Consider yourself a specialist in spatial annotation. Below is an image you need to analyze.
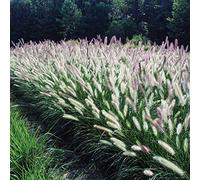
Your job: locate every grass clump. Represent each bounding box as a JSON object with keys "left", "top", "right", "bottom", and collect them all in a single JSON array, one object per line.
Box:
[
  {"left": 10, "top": 105, "right": 61, "bottom": 180},
  {"left": 11, "top": 37, "right": 190, "bottom": 179}
]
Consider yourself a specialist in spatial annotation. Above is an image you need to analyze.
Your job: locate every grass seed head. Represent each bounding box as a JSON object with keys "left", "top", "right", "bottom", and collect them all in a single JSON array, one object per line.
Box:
[
  {"left": 106, "top": 121, "right": 121, "bottom": 130},
  {"left": 176, "top": 123, "right": 183, "bottom": 135},
  {"left": 158, "top": 140, "right": 175, "bottom": 155},
  {"left": 143, "top": 169, "right": 154, "bottom": 176},
  {"left": 153, "top": 156, "right": 185, "bottom": 176},
  {"left": 110, "top": 137, "right": 126, "bottom": 151},
  {"left": 68, "top": 97, "right": 84, "bottom": 110},
  {"left": 100, "top": 140, "right": 113, "bottom": 146},
  {"left": 123, "top": 151, "right": 137, "bottom": 157},
  {"left": 132, "top": 116, "right": 142, "bottom": 131},
  {"left": 183, "top": 138, "right": 189, "bottom": 153},
  {"left": 102, "top": 110, "right": 120, "bottom": 125},
  {"left": 63, "top": 114, "right": 79, "bottom": 121},
  {"left": 94, "top": 125, "right": 113, "bottom": 134},
  {"left": 131, "top": 145, "right": 142, "bottom": 151}
]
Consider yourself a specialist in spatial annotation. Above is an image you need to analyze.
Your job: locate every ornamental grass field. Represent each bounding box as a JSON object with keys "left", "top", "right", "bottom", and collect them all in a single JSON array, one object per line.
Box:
[{"left": 11, "top": 37, "right": 190, "bottom": 179}]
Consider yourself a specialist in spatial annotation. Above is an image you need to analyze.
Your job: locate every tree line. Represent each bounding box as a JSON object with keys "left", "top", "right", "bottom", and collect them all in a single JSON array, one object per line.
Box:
[{"left": 11, "top": 0, "right": 190, "bottom": 46}]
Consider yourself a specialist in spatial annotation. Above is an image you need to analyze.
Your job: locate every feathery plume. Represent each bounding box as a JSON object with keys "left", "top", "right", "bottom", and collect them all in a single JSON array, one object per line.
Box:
[
  {"left": 143, "top": 169, "right": 154, "bottom": 176},
  {"left": 176, "top": 123, "right": 183, "bottom": 135},
  {"left": 63, "top": 114, "right": 79, "bottom": 121},
  {"left": 132, "top": 116, "right": 142, "bottom": 131},
  {"left": 158, "top": 140, "right": 175, "bottom": 155},
  {"left": 100, "top": 140, "right": 113, "bottom": 146},
  {"left": 123, "top": 151, "right": 137, "bottom": 157},
  {"left": 183, "top": 138, "right": 189, "bottom": 153},
  {"left": 94, "top": 125, "right": 113, "bottom": 134},
  {"left": 153, "top": 156, "right": 185, "bottom": 176},
  {"left": 131, "top": 145, "right": 142, "bottom": 151},
  {"left": 110, "top": 137, "right": 126, "bottom": 151},
  {"left": 68, "top": 97, "right": 84, "bottom": 110}
]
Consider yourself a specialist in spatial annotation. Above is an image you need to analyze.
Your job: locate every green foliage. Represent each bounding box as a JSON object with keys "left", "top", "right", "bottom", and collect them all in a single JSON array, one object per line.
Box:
[
  {"left": 168, "top": 0, "right": 190, "bottom": 45},
  {"left": 130, "top": 34, "right": 149, "bottom": 46},
  {"left": 10, "top": 0, "right": 190, "bottom": 46},
  {"left": 107, "top": 20, "right": 126, "bottom": 38},
  {"left": 112, "top": 0, "right": 128, "bottom": 15},
  {"left": 10, "top": 105, "right": 61, "bottom": 180},
  {"left": 60, "top": 0, "right": 82, "bottom": 38},
  {"left": 76, "top": 0, "right": 112, "bottom": 39}
]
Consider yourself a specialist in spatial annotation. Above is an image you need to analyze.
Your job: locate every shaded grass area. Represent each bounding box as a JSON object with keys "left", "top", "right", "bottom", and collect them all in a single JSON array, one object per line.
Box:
[
  {"left": 10, "top": 105, "right": 62, "bottom": 180},
  {"left": 10, "top": 102, "right": 105, "bottom": 180}
]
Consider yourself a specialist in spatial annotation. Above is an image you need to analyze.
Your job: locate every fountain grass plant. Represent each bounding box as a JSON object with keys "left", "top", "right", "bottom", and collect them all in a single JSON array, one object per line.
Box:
[{"left": 11, "top": 37, "right": 190, "bottom": 179}]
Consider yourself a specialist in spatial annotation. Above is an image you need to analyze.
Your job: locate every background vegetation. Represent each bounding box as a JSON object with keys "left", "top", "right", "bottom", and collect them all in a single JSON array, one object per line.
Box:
[{"left": 10, "top": 0, "right": 190, "bottom": 46}]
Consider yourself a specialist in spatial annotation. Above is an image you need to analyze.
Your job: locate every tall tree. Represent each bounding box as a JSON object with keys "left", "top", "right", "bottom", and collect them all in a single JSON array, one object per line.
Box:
[
  {"left": 35, "top": 0, "right": 64, "bottom": 41},
  {"left": 126, "top": 0, "right": 144, "bottom": 31},
  {"left": 168, "top": 0, "right": 190, "bottom": 45},
  {"left": 107, "top": 0, "right": 139, "bottom": 40},
  {"left": 10, "top": 0, "right": 189, "bottom": 46},
  {"left": 76, "top": 0, "right": 112, "bottom": 39},
  {"left": 10, "top": 0, "right": 34, "bottom": 42},
  {"left": 143, "top": 0, "right": 173, "bottom": 43},
  {"left": 60, "top": 0, "right": 82, "bottom": 39}
]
